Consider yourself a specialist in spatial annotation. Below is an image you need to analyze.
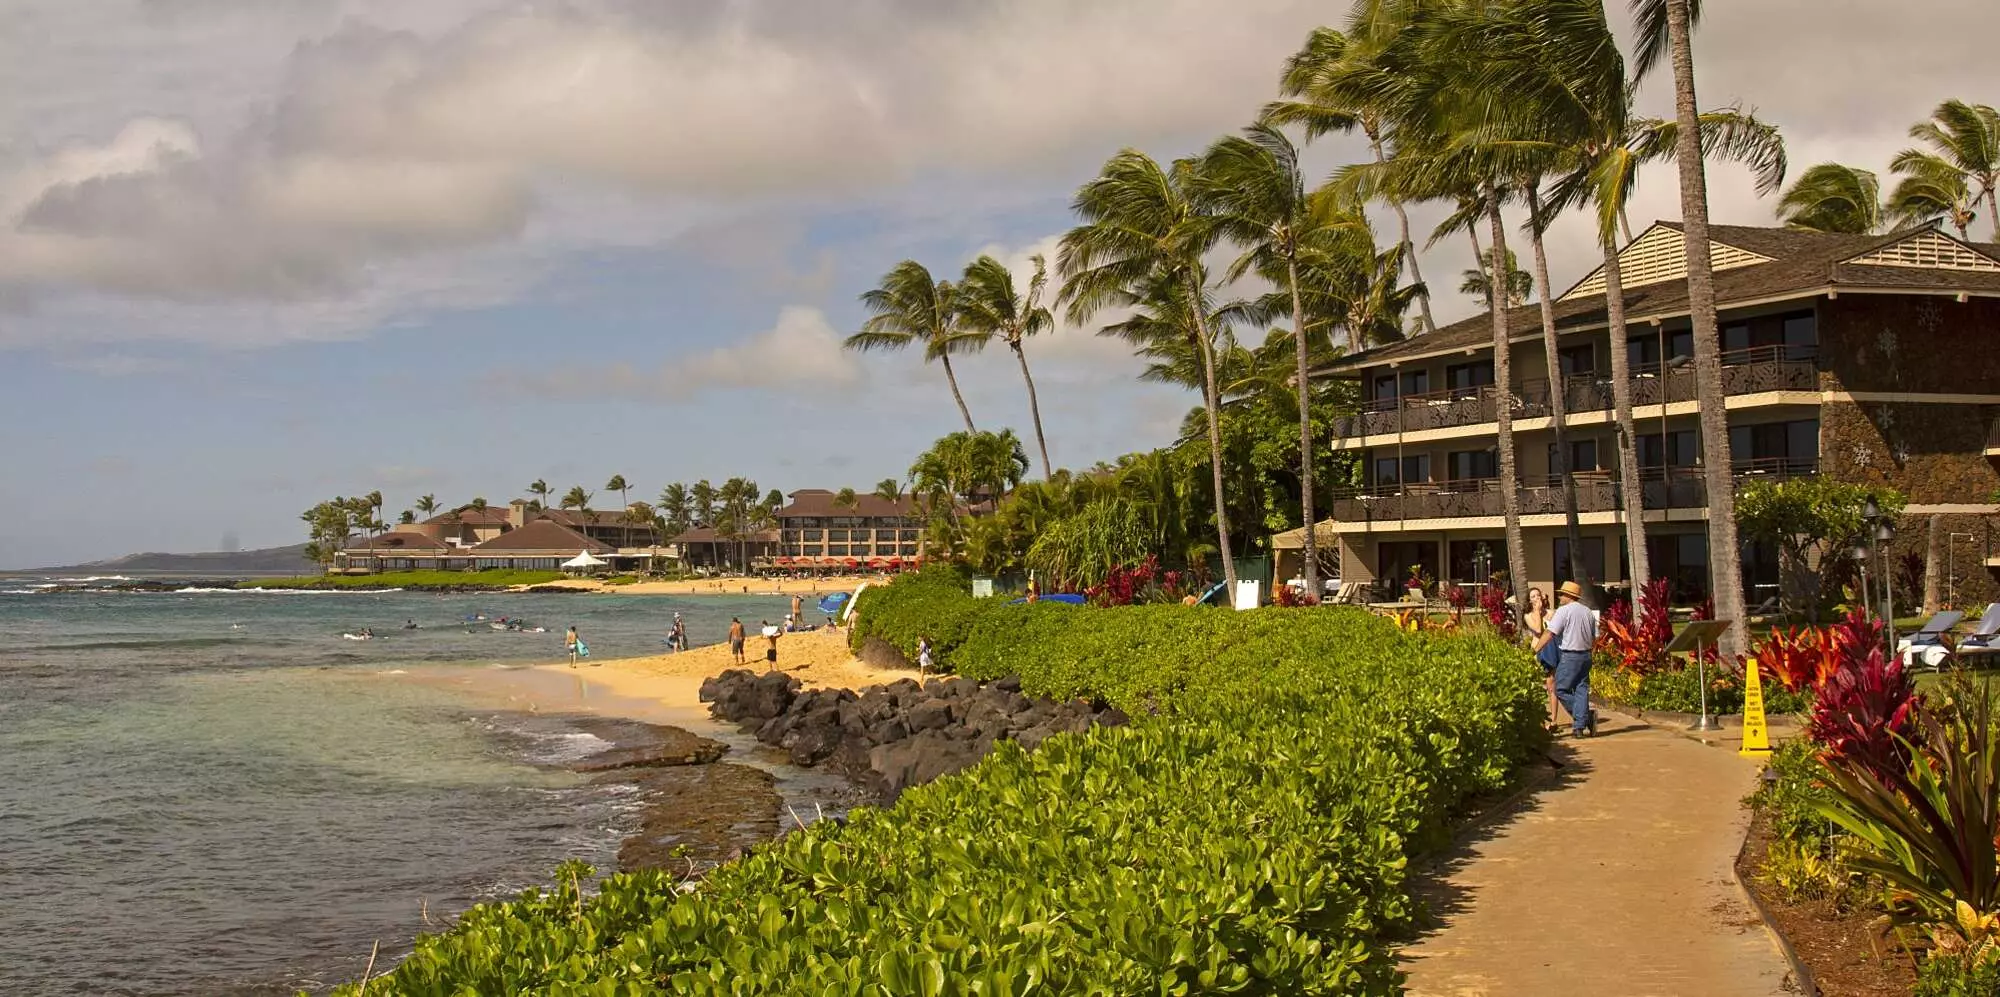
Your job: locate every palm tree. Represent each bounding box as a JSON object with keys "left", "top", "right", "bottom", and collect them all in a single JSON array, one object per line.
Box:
[
  {"left": 1889, "top": 158, "right": 1979, "bottom": 238},
  {"left": 957, "top": 254, "right": 1056, "bottom": 479},
  {"left": 1893, "top": 100, "right": 2000, "bottom": 241},
  {"left": 657, "top": 483, "right": 693, "bottom": 535},
  {"left": 1192, "top": 122, "right": 1354, "bottom": 599},
  {"left": 1058, "top": 149, "right": 1238, "bottom": 592},
  {"left": 873, "top": 478, "right": 904, "bottom": 504},
  {"left": 398, "top": 509, "right": 415, "bottom": 525},
  {"left": 527, "top": 479, "right": 551, "bottom": 513},
  {"left": 1460, "top": 248, "right": 1534, "bottom": 307},
  {"left": 605, "top": 474, "right": 630, "bottom": 548},
  {"left": 1634, "top": 0, "right": 1748, "bottom": 655},
  {"left": 845, "top": 261, "right": 983, "bottom": 432},
  {"left": 1777, "top": 163, "right": 1883, "bottom": 233},
  {"left": 415, "top": 494, "right": 438, "bottom": 520},
  {"left": 689, "top": 479, "right": 719, "bottom": 568},
  {"left": 559, "top": 487, "right": 593, "bottom": 543},
  {"left": 468, "top": 497, "right": 488, "bottom": 514},
  {"left": 1264, "top": 22, "right": 1439, "bottom": 334},
  {"left": 1549, "top": 102, "right": 1788, "bottom": 619},
  {"left": 364, "top": 491, "right": 384, "bottom": 536},
  {"left": 834, "top": 487, "right": 859, "bottom": 510}
]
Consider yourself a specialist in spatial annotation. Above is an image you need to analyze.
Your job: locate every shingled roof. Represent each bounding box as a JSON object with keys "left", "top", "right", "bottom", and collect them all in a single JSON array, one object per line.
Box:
[
  {"left": 778, "top": 489, "right": 919, "bottom": 518},
  {"left": 1316, "top": 221, "right": 2000, "bottom": 375},
  {"left": 423, "top": 506, "right": 511, "bottom": 527},
  {"left": 343, "top": 531, "right": 451, "bottom": 553},
  {"left": 466, "top": 519, "right": 613, "bottom": 554}
]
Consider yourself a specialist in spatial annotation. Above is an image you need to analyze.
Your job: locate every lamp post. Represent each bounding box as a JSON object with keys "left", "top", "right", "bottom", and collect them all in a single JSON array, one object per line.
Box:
[
  {"left": 1878, "top": 518, "right": 1896, "bottom": 658},
  {"left": 1853, "top": 542, "right": 1871, "bottom": 623}
]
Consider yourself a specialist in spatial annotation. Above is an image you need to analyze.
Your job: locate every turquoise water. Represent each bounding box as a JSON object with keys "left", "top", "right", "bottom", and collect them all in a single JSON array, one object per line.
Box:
[{"left": 0, "top": 588, "right": 792, "bottom": 995}]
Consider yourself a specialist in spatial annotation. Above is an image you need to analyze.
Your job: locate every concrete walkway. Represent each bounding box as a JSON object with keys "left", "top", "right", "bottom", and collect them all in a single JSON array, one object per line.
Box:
[{"left": 1399, "top": 714, "right": 1795, "bottom": 997}]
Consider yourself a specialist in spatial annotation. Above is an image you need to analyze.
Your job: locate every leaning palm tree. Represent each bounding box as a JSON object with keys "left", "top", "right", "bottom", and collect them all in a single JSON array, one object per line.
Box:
[
  {"left": 872, "top": 478, "right": 904, "bottom": 504},
  {"left": 415, "top": 494, "right": 438, "bottom": 520},
  {"left": 957, "top": 254, "right": 1057, "bottom": 479},
  {"left": 1633, "top": 0, "right": 1748, "bottom": 654},
  {"left": 559, "top": 487, "right": 593, "bottom": 544},
  {"left": 1264, "top": 22, "right": 1439, "bottom": 334},
  {"left": 1058, "top": 149, "right": 1238, "bottom": 592},
  {"left": 1892, "top": 99, "right": 2000, "bottom": 241},
  {"left": 834, "top": 487, "right": 859, "bottom": 510},
  {"left": 845, "top": 261, "right": 983, "bottom": 432},
  {"left": 1460, "top": 248, "right": 1534, "bottom": 307},
  {"left": 605, "top": 474, "right": 630, "bottom": 547},
  {"left": 1889, "top": 158, "right": 1979, "bottom": 238},
  {"left": 1191, "top": 122, "right": 1352, "bottom": 599},
  {"left": 1777, "top": 163, "right": 1883, "bottom": 234},
  {"left": 527, "top": 479, "right": 551, "bottom": 513},
  {"left": 656, "top": 483, "right": 693, "bottom": 535}
]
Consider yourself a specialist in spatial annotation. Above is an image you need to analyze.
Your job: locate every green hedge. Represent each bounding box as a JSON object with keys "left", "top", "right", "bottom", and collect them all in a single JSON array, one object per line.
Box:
[
  {"left": 342, "top": 604, "right": 1547, "bottom": 995},
  {"left": 847, "top": 564, "right": 1000, "bottom": 668}
]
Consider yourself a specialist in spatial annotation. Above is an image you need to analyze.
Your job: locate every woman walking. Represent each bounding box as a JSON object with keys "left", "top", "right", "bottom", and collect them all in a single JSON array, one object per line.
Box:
[{"left": 1523, "top": 588, "right": 1564, "bottom": 730}]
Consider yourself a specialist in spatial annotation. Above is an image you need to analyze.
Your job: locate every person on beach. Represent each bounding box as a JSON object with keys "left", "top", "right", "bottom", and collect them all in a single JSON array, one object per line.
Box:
[
  {"left": 917, "top": 635, "right": 933, "bottom": 678},
  {"left": 670, "top": 613, "right": 686, "bottom": 653},
  {"left": 791, "top": 593, "right": 804, "bottom": 622},
  {"left": 1532, "top": 581, "right": 1599, "bottom": 737},
  {"left": 564, "top": 625, "right": 580, "bottom": 667},
  {"left": 728, "top": 617, "right": 746, "bottom": 664},
  {"left": 1522, "top": 587, "right": 1564, "bottom": 730},
  {"left": 759, "top": 620, "right": 781, "bottom": 669}
]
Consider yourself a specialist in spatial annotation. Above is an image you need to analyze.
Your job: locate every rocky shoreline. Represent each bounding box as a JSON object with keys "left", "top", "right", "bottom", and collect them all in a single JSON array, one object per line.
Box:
[{"left": 700, "top": 669, "right": 1129, "bottom": 801}]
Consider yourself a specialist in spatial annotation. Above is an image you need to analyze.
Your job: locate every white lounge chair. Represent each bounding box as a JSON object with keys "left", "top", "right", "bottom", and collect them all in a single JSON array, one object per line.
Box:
[{"left": 1899, "top": 606, "right": 1979, "bottom": 669}]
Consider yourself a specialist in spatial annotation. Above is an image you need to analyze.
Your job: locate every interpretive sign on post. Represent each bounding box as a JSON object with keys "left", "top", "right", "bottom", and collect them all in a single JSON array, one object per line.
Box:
[
  {"left": 1665, "top": 619, "right": 1734, "bottom": 733},
  {"left": 971, "top": 578, "right": 994, "bottom": 599}
]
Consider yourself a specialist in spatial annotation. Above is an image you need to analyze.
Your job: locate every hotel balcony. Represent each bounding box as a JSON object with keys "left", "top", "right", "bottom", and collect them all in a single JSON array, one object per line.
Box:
[
  {"left": 1335, "top": 346, "right": 1819, "bottom": 440},
  {"left": 1328, "top": 458, "right": 1817, "bottom": 525}
]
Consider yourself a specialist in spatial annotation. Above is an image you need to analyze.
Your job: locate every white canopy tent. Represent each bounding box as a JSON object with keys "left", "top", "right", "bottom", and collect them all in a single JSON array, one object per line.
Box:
[{"left": 563, "top": 551, "right": 608, "bottom": 572}]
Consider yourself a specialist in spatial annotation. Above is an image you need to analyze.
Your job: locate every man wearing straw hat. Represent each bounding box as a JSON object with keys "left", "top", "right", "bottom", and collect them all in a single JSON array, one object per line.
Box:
[{"left": 1533, "top": 580, "right": 1599, "bottom": 737}]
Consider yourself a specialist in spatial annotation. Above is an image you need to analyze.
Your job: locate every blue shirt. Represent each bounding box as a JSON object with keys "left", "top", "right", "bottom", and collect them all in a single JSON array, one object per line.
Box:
[{"left": 1546, "top": 601, "right": 1596, "bottom": 653}]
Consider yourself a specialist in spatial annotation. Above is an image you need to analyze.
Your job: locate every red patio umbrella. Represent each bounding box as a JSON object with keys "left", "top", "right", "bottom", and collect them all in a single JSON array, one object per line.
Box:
[{"left": 844, "top": 558, "right": 860, "bottom": 570}]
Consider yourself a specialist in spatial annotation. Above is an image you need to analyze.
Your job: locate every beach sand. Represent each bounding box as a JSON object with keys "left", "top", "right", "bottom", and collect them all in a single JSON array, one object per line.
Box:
[
  {"left": 405, "top": 629, "right": 920, "bottom": 730},
  {"left": 528, "top": 575, "right": 888, "bottom": 596}
]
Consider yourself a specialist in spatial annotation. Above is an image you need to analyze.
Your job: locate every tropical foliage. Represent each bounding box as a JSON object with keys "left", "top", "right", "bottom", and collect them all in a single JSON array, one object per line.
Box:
[{"left": 1738, "top": 478, "right": 1906, "bottom": 620}]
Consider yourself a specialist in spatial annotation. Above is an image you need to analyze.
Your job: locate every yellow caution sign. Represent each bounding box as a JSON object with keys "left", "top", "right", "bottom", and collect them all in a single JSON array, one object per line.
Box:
[{"left": 1739, "top": 660, "right": 1772, "bottom": 757}]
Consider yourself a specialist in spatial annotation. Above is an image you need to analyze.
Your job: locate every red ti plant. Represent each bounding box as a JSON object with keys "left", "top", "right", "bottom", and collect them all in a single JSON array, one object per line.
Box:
[
  {"left": 1273, "top": 584, "right": 1320, "bottom": 607},
  {"left": 1086, "top": 555, "right": 1160, "bottom": 607},
  {"left": 1599, "top": 577, "right": 1675, "bottom": 675},
  {"left": 1807, "top": 608, "right": 1921, "bottom": 783},
  {"left": 1749, "top": 625, "right": 1842, "bottom": 694},
  {"left": 1480, "top": 582, "right": 1516, "bottom": 639}
]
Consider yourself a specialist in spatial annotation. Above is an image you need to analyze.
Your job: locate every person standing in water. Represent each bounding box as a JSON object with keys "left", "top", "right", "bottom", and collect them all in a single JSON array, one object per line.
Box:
[
  {"left": 728, "top": 617, "right": 746, "bottom": 664},
  {"left": 565, "top": 625, "right": 580, "bottom": 667},
  {"left": 791, "top": 593, "right": 804, "bottom": 623}
]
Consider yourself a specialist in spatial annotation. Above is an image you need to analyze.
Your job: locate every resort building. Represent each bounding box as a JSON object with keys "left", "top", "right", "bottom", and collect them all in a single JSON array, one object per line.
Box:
[
  {"left": 668, "top": 526, "right": 780, "bottom": 572},
  {"left": 1281, "top": 221, "right": 2000, "bottom": 606},
  {"left": 332, "top": 500, "right": 658, "bottom": 574},
  {"left": 771, "top": 489, "right": 925, "bottom": 571}
]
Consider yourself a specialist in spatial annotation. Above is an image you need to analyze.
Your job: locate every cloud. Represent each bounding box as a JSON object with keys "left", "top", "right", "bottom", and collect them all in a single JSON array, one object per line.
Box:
[
  {"left": 479, "top": 305, "right": 861, "bottom": 403},
  {"left": 55, "top": 352, "right": 187, "bottom": 377}
]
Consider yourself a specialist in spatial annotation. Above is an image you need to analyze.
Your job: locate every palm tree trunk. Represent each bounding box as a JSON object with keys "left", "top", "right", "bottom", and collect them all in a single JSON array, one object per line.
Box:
[
  {"left": 939, "top": 354, "right": 976, "bottom": 432},
  {"left": 1467, "top": 228, "right": 1486, "bottom": 283},
  {"left": 1987, "top": 186, "right": 2000, "bottom": 241},
  {"left": 1526, "top": 187, "right": 1589, "bottom": 592},
  {"left": 1667, "top": 0, "right": 1746, "bottom": 657},
  {"left": 1619, "top": 207, "right": 1635, "bottom": 246},
  {"left": 1601, "top": 239, "right": 1652, "bottom": 614},
  {"left": 1288, "top": 255, "right": 1319, "bottom": 598},
  {"left": 1487, "top": 190, "right": 1529, "bottom": 622},
  {"left": 1371, "top": 130, "right": 1435, "bottom": 335},
  {"left": 1010, "top": 340, "right": 1054, "bottom": 480},
  {"left": 1184, "top": 271, "right": 1239, "bottom": 594}
]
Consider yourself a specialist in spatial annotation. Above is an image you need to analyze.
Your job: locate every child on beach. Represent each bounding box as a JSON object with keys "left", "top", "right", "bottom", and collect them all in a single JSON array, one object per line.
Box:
[
  {"left": 917, "top": 635, "right": 933, "bottom": 678},
  {"left": 760, "top": 620, "right": 781, "bottom": 669}
]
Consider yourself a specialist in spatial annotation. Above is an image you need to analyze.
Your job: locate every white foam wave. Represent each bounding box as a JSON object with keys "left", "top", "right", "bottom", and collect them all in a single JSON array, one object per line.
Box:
[
  {"left": 531, "top": 731, "right": 613, "bottom": 764},
  {"left": 168, "top": 586, "right": 406, "bottom": 595}
]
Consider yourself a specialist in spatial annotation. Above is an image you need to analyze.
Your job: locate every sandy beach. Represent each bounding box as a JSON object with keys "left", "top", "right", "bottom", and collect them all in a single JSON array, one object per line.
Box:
[
  {"left": 405, "top": 629, "right": 920, "bottom": 730},
  {"left": 529, "top": 575, "right": 889, "bottom": 597}
]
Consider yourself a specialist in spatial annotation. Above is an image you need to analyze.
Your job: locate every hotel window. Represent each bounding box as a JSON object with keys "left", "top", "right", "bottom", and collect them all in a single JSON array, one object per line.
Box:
[
  {"left": 1730, "top": 419, "right": 1819, "bottom": 471},
  {"left": 803, "top": 530, "right": 823, "bottom": 541},
  {"left": 1627, "top": 329, "right": 1694, "bottom": 368},
  {"left": 900, "top": 543, "right": 919, "bottom": 556},
  {"left": 1553, "top": 536, "right": 1607, "bottom": 587},
  {"left": 1445, "top": 360, "right": 1494, "bottom": 396},
  {"left": 827, "top": 530, "right": 849, "bottom": 541},
  {"left": 901, "top": 529, "right": 921, "bottom": 541},
  {"left": 1557, "top": 343, "right": 1597, "bottom": 377},
  {"left": 1446, "top": 449, "right": 1497, "bottom": 484},
  {"left": 1637, "top": 430, "right": 1698, "bottom": 468},
  {"left": 1371, "top": 372, "right": 1396, "bottom": 402},
  {"left": 827, "top": 545, "right": 849, "bottom": 557},
  {"left": 1723, "top": 311, "right": 1816, "bottom": 360},
  {"left": 1401, "top": 369, "right": 1430, "bottom": 397},
  {"left": 1371, "top": 454, "right": 1430, "bottom": 487},
  {"left": 1547, "top": 439, "right": 1599, "bottom": 473}
]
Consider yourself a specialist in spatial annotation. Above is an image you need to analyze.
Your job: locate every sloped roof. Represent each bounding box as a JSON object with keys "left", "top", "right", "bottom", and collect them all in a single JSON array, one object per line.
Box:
[
  {"left": 1318, "top": 221, "right": 2000, "bottom": 375},
  {"left": 779, "top": 489, "right": 918, "bottom": 518},
  {"left": 467, "top": 519, "right": 613, "bottom": 554},
  {"left": 344, "top": 531, "right": 452, "bottom": 552},
  {"left": 669, "top": 527, "right": 780, "bottom": 544},
  {"left": 424, "top": 506, "right": 511, "bottom": 526},
  {"left": 538, "top": 508, "right": 641, "bottom": 529}
]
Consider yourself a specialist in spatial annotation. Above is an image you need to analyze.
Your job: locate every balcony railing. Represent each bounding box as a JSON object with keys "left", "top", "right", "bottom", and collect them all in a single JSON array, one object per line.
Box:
[
  {"left": 1330, "top": 458, "right": 1817, "bottom": 523},
  {"left": 1336, "top": 346, "right": 1820, "bottom": 438}
]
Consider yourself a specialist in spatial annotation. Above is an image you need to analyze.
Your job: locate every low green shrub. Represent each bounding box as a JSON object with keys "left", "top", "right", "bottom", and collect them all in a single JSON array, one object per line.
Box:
[
  {"left": 600, "top": 574, "right": 640, "bottom": 586},
  {"left": 242, "top": 569, "right": 565, "bottom": 590},
  {"left": 340, "top": 602, "right": 1548, "bottom": 994},
  {"left": 1916, "top": 951, "right": 2000, "bottom": 996},
  {"left": 1594, "top": 661, "right": 1812, "bottom": 716},
  {"left": 846, "top": 564, "right": 1000, "bottom": 668}
]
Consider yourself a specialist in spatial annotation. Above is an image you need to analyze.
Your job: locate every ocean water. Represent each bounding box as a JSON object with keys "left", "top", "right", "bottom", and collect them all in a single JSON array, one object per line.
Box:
[{"left": 0, "top": 587, "right": 798, "bottom": 995}]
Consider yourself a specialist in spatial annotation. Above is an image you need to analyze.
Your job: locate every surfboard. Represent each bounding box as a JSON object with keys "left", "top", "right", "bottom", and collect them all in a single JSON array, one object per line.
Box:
[{"left": 841, "top": 583, "right": 869, "bottom": 621}]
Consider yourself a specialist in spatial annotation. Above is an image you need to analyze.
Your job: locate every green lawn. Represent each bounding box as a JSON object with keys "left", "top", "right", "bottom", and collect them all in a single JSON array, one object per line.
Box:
[{"left": 241, "top": 569, "right": 566, "bottom": 590}]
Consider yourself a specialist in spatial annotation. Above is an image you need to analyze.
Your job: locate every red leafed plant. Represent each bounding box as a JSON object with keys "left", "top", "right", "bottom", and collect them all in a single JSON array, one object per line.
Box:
[
  {"left": 1443, "top": 583, "right": 1469, "bottom": 620},
  {"left": 1085, "top": 555, "right": 1160, "bottom": 607},
  {"left": 1749, "top": 624, "right": 1845, "bottom": 693},
  {"left": 1598, "top": 577, "right": 1675, "bottom": 675},
  {"left": 1480, "top": 582, "right": 1516, "bottom": 639},
  {"left": 1807, "top": 608, "right": 1921, "bottom": 782},
  {"left": 1274, "top": 584, "right": 1320, "bottom": 607}
]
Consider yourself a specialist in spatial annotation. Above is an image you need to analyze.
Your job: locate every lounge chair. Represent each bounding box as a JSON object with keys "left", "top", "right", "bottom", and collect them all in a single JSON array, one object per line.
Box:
[
  {"left": 1899, "top": 607, "right": 1973, "bottom": 669},
  {"left": 1903, "top": 603, "right": 2000, "bottom": 669}
]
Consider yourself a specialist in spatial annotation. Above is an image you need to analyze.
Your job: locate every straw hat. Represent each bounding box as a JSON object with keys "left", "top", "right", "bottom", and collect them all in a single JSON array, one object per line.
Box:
[{"left": 1557, "top": 580, "right": 1586, "bottom": 601}]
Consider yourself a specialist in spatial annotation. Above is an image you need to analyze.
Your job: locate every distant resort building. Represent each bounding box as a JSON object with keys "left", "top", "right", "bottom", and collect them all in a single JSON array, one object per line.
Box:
[{"left": 331, "top": 491, "right": 931, "bottom": 575}]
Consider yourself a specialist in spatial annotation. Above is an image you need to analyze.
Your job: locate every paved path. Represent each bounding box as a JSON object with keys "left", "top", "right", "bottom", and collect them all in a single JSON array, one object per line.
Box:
[{"left": 1399, "top": 713, "right": 1795, "bottom": 997}]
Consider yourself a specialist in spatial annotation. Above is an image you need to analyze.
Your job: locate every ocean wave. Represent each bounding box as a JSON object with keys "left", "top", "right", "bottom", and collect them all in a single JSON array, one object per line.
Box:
[
  {"left": 170, "top": 587, "right": 406, "bottom": 595},
  {"left": 17, "top": 636, "right": 254, "bottom": 652}
]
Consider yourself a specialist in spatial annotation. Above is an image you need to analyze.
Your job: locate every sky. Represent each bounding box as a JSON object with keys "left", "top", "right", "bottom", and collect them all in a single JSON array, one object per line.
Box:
[{"left": 2, "top": 0, "right": 1994, "bottom": 568}]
